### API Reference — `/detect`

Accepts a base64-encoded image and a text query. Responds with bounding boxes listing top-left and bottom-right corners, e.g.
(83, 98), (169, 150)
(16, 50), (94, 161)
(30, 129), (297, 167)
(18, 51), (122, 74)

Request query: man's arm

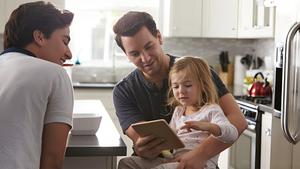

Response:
(40, 123), (71, 169)
(176, 93), (247, 169)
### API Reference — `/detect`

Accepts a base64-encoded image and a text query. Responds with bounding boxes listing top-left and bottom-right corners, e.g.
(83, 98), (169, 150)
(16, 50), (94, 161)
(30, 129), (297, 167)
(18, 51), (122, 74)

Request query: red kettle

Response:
(248, 72), (265, 97)
(260, 78), (272, 97)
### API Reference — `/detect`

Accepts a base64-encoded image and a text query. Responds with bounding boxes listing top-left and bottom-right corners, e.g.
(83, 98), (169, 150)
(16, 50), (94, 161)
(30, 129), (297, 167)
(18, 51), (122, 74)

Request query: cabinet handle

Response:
(264, 0), (276, 7)
(265, 128), (271, 136)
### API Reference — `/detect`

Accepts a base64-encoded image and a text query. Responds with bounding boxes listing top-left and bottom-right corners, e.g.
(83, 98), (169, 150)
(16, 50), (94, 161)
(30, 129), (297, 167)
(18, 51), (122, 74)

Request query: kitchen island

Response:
(64, 100), (127, 169)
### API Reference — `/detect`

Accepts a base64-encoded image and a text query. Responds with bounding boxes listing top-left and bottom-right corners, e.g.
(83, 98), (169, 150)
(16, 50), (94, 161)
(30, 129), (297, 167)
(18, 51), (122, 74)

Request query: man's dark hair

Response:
(113, 11), (158, 52)
(3, 1), (74, 49)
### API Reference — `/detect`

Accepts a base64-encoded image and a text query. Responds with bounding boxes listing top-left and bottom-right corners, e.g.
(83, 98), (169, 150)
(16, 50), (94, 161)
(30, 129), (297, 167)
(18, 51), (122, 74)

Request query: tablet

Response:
(131, 119), (185, 149)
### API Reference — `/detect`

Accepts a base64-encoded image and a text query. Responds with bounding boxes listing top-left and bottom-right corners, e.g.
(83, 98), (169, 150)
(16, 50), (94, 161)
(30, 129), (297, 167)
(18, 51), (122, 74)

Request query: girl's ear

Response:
(32, 30), (46, 46)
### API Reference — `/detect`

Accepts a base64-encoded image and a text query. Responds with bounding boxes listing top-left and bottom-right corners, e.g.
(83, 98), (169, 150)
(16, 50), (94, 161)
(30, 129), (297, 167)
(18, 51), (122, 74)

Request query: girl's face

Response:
(171, 71), (200, 107)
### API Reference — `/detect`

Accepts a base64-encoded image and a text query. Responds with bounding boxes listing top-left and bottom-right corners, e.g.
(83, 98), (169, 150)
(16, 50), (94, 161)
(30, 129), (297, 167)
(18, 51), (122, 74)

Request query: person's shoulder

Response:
(18, 53), (61, 68)
(22, 56), (68, 82)
(202, 103), (223, 114)
(13, 53), (65, 73)
(113, 69), (140, 92)
(168, 54), (178, 65)
(168, 54), (178, 60)
(115, 69), (141, 88)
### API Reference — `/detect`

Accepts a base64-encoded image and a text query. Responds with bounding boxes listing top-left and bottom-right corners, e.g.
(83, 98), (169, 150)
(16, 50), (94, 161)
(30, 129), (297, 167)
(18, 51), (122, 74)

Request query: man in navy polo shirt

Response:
(113, 11), (247, 169)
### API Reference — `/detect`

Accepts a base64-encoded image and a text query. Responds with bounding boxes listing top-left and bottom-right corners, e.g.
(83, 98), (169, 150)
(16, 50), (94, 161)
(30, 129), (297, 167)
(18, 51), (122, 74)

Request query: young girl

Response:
(118, 56), (238, 169)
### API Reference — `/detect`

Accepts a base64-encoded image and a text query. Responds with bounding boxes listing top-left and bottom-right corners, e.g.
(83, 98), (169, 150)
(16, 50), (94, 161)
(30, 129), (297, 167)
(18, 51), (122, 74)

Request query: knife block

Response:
(216, 63), (233, 86)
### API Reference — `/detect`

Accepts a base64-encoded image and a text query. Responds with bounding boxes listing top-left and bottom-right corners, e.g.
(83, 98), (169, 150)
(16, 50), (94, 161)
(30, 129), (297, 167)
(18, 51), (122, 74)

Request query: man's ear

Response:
(32, 30), (45, 46)
(157, 30), (163, 45)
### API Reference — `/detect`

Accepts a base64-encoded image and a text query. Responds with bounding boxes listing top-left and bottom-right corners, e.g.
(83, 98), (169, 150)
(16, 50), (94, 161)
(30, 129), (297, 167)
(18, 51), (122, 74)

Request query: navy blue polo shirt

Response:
(113, 55), (228, 133)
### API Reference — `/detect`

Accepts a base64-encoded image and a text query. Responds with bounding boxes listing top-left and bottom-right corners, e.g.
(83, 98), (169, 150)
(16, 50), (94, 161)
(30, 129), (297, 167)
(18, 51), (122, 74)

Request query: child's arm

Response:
(180, 121), (221, 137)
(180, 105), (239, 143)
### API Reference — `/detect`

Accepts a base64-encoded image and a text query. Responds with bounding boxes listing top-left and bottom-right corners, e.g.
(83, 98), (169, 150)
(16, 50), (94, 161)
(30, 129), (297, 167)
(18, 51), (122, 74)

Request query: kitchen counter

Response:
(231, 84), (281, 118)
(259, 104), (281, 118)
(64, 100), (126, 169)
(258, 104), (273, 114)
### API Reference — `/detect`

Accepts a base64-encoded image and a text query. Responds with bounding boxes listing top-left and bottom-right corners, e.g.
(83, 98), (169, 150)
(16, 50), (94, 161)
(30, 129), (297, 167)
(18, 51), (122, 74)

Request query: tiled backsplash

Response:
(0, 32), (274, 69)
(163, 37), (274, 68)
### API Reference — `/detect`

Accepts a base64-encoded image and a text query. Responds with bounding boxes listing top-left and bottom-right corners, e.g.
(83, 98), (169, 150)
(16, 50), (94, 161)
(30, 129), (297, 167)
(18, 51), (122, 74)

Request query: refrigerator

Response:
(272, 0), (300, 168)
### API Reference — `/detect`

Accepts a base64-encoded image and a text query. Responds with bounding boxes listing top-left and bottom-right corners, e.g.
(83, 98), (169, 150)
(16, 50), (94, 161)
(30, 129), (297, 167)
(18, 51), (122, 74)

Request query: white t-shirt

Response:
(169, 104), (238, 168)
(0, 52), (74, 169)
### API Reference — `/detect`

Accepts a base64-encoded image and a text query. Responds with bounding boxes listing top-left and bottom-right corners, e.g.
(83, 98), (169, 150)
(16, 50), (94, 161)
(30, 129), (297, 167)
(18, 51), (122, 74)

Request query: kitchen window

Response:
(66, 0), (160, 83)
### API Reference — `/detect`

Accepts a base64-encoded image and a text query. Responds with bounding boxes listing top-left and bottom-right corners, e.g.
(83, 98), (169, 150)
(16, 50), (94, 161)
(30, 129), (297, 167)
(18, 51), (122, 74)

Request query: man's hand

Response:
(134, 135), (169, 159)
(175, 149), (207, 169)
(126, 124), (170, 159)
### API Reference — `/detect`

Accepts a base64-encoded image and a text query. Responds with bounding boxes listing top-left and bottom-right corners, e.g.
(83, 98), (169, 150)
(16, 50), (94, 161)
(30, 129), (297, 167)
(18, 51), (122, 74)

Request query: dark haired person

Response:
(0, 1), (74, 169)
(113, 11), (247, 169)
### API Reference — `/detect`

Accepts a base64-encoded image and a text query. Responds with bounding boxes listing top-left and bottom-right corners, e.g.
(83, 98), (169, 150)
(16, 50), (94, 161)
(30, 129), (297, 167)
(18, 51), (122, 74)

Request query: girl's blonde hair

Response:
(167, 56), (219, 109)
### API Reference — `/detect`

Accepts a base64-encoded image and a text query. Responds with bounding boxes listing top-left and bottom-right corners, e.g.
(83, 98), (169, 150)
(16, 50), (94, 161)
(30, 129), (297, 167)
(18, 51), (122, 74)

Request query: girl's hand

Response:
(180, 120), (221, 137)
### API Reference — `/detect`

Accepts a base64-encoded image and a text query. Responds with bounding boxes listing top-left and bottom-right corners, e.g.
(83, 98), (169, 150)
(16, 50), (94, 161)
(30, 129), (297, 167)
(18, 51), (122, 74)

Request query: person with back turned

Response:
(0, 1), (74, 169)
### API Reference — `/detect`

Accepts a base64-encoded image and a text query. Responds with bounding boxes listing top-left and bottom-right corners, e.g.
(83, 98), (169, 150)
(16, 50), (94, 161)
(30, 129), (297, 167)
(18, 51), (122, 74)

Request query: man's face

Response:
(121, 26), (165, 78)
(37, 27), (72, 65)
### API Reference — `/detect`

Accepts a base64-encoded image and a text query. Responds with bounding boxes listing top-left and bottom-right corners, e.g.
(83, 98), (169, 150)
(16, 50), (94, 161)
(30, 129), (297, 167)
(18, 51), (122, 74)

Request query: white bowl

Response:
(71, 113), (102, 135)
(71, 100), (103, 135)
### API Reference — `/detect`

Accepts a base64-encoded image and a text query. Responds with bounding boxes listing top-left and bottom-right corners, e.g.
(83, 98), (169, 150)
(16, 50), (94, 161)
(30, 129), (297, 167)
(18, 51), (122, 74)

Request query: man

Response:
(113, 11), (247, 169)
(0, 1), (74, 169)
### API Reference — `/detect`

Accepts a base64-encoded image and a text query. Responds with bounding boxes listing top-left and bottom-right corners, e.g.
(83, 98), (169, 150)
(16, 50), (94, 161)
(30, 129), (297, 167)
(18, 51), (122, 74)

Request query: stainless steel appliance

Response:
(228, 96), (270, 169)
(270, 0), (300, 168)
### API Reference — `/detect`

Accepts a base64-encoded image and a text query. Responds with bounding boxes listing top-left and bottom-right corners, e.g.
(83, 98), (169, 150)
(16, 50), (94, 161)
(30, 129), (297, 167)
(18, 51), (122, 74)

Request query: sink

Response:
(71, 65), (135, 83)
(71, 65), (114, 83)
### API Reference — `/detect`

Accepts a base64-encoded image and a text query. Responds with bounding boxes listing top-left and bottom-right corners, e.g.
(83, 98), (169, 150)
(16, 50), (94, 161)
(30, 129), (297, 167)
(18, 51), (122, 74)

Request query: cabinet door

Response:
(293, 143), (300, 169)
(238, 0), (275, 38)
(161, 0), (202, 37)
(269, 116), (293, 169)
(218, 149), (229, 169)
(202, 0), (238, 38)
(260, 112), (272, 169)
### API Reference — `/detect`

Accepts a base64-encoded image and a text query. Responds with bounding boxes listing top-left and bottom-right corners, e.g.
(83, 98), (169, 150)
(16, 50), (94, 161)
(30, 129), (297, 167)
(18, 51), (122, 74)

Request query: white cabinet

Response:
(260, 112), (272, 169)
(238, 0), (275, 38)
(202, 0), (275, 38)
(218, 149), (229, 169)
(268, 116), (293, 169)
(0, 0), (65, 33)
(160, 0), (275, 38)
(160, 0), (202, 37)
(202, 0), (238, 38)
